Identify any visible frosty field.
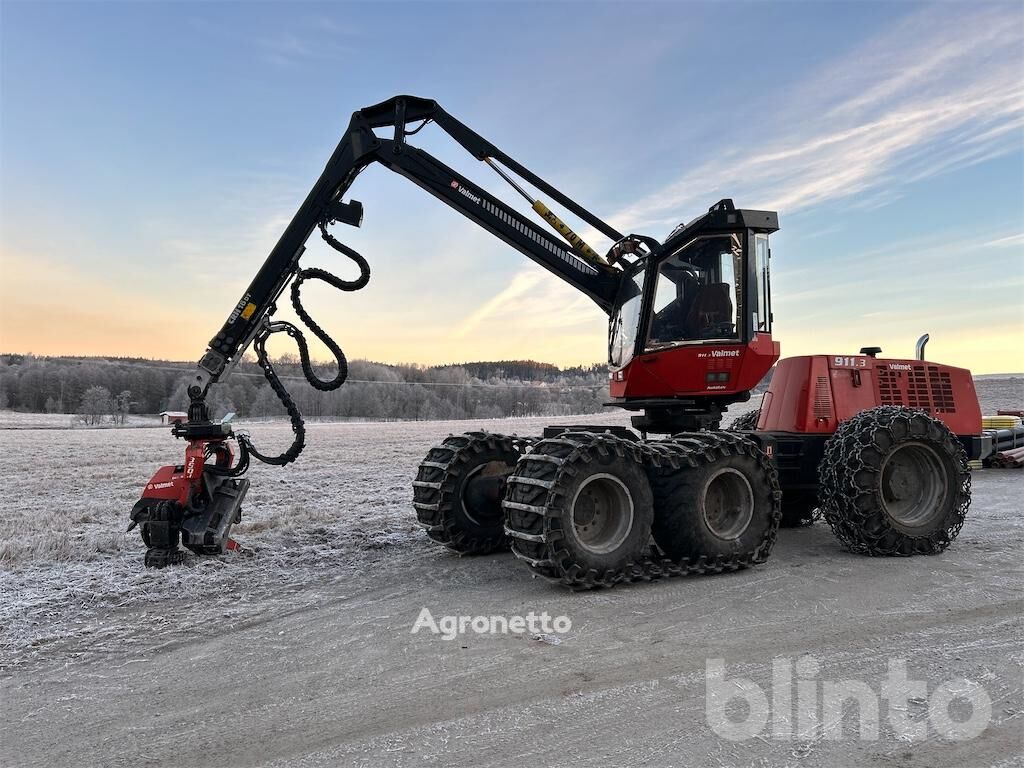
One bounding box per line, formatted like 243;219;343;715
1;391;1022;768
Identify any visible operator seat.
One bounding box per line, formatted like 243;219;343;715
685;283;733;338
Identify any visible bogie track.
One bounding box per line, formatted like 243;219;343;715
727;410;760;431
647;431;782;566
501;430;781;589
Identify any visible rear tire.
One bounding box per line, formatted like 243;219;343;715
649;433;780;566
413;432;527;555
504;433;653;589
818;407;970;556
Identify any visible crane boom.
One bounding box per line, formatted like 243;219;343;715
191;95;627;402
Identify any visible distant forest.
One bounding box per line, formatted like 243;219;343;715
0;354;610;422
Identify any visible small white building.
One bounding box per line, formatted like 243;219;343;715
160;411;188;425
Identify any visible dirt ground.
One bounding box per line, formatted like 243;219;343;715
1;396;1022;767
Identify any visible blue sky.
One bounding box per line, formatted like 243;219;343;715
1;1;1022;373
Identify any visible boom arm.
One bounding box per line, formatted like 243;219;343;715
188;95;627;404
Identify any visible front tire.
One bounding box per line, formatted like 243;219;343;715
818;407;970;556
504;433;653;589
413;432;527;554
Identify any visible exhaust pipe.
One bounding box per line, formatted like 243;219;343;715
915;333;929;361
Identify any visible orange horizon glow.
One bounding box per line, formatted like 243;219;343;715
2;249;1021;376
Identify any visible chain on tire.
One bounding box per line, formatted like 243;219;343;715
503;431;781;589
503;432;652;588
818;406;970;556
413;431;533;555
647;431;782;566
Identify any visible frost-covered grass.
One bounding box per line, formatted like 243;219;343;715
3;408;693;670
12;377;1017;674
0;410;163;430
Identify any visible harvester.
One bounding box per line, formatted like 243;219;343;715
130;96;984;588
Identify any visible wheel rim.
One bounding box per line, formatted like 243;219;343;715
461;462;508;526
880;442;948;528
571;473;635;554
701;468;754;540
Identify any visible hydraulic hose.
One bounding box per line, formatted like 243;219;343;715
211;218;370;475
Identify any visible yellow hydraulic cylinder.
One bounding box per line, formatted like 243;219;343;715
483;157;607;267
531;200;604;264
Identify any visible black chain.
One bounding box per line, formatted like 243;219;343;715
504;431;782;588
218;218;371;474
818;407;969;555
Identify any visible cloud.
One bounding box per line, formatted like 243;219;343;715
454;267;601;338
608;4;1024;232
254;18;357;67
455;271;545;337
983;233;1024;249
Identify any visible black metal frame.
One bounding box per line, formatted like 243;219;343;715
616;200;779;364
190;95;627;397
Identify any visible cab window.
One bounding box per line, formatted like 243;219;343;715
609;269;646;367
646;234;742;350
753;233;771;332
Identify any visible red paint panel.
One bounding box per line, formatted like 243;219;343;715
763;354;981;436
609;333;780;399
137;435;236;513
760;356;833;433
141;464;191;506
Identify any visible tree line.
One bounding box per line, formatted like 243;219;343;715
0;354;609;423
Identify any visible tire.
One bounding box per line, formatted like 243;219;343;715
413;432;527;555
779;490;817;527
649;432;780;566
727;410;760;431
818;407;970;556
504;433;654;589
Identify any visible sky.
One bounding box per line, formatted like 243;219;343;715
1;0;1022;374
